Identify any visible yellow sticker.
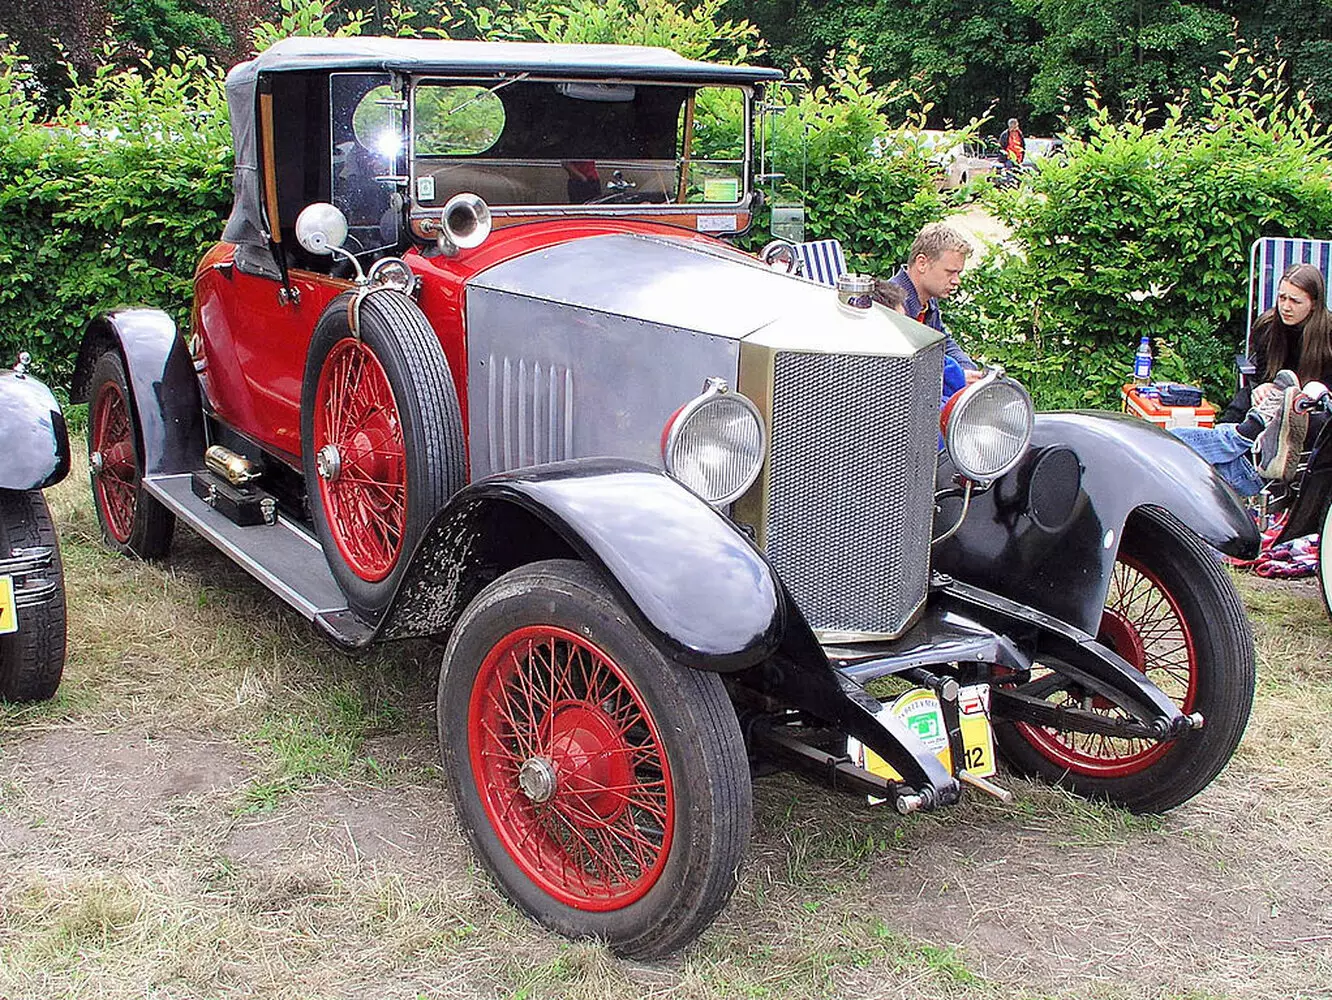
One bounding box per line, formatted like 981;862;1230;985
849;685;996;789
0;575;16;635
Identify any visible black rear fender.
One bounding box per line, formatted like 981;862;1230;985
73;310;204;475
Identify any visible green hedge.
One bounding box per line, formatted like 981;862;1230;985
955;53;1332;409
2;16;1330;416
0;48;232;386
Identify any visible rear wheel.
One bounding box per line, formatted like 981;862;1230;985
438;559;751;957
0;489;66;702
995;508;1255;812
88;350;173;558
301;290;463;619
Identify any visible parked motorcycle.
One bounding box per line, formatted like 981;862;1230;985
0;352;70;702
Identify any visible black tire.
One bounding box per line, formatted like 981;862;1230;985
88;350;174;559
437;559;752;957
300;290;464;619
994;507;1255;813
1318;500;1332;621
0;489;66;702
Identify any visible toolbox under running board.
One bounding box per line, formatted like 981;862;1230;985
141;473;372;645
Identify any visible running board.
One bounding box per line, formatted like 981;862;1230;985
141;474;370;644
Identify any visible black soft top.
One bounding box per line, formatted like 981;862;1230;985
221;38;781;248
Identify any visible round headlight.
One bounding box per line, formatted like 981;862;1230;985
367;257;417;295
663;379;766;505
941;371;1034;482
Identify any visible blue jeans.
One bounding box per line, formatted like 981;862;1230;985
1171;424;1264;496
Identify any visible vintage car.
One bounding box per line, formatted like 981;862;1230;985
1;352;70;703
71;37;1260;957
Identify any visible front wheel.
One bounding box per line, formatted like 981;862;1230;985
995;508;1256;813
1318;500;1332;620
0;489;66;702
437;559;752;958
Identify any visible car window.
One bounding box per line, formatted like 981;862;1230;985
409;80;748;210
414;85;505;157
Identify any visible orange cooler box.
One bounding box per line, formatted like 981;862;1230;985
1121;385;1216;429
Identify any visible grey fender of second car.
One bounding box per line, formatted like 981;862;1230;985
325;459;787;673
934;410;1260;637
73;309;205;476
0;369;70;490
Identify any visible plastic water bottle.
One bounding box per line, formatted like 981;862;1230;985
1133;335;1153;385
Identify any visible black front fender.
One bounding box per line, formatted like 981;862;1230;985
935;411;1259;636
0;370;69;490
348;459;786;672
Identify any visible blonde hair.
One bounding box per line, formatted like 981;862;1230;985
908;223;972;265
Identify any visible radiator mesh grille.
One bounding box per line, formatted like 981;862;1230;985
765;346;943;635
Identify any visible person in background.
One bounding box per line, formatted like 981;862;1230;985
1173;263;1332;494
998;117;1024;166
885;223;980;374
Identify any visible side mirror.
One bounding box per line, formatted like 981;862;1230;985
294;203;350;256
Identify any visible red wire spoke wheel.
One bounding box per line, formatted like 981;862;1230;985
469;625;674;909
86;351;174;559
301;290;464;619
995;509;1255;813
439;560;751;957
312;338;407;582
1014;553;1197;777
91;378;137;544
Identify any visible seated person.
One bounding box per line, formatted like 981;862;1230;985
1173;263;1332;495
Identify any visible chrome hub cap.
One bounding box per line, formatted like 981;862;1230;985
517;756;558;803
89;451;104;475
315;444;342;481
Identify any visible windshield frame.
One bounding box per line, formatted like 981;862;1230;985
404;73;757;219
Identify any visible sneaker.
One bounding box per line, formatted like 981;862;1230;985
1255;384;1309;481
1238;369;1298;440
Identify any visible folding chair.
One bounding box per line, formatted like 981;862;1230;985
1240;237;1332;384
795;239;847;287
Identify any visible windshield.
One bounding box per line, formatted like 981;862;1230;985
409;79;749;209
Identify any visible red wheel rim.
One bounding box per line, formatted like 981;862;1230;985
313;339;407;582
91;379;137;543
468;625;675;911
1015;553;1198;777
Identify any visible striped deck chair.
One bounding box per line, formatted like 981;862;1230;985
1242;238;1332;383
795;239;847;286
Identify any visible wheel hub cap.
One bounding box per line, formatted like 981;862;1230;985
89;451;104;475
315;444;342;481
517;756;558;803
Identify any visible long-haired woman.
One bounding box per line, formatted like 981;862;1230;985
1174;262;1332;495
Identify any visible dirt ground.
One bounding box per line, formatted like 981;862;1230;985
2;481;1331;999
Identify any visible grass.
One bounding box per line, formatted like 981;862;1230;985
1;460;1330;999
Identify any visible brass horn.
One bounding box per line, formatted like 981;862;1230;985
435;192;492;255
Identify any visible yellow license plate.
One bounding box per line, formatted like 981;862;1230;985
848;685;996;801
0;575;16;635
